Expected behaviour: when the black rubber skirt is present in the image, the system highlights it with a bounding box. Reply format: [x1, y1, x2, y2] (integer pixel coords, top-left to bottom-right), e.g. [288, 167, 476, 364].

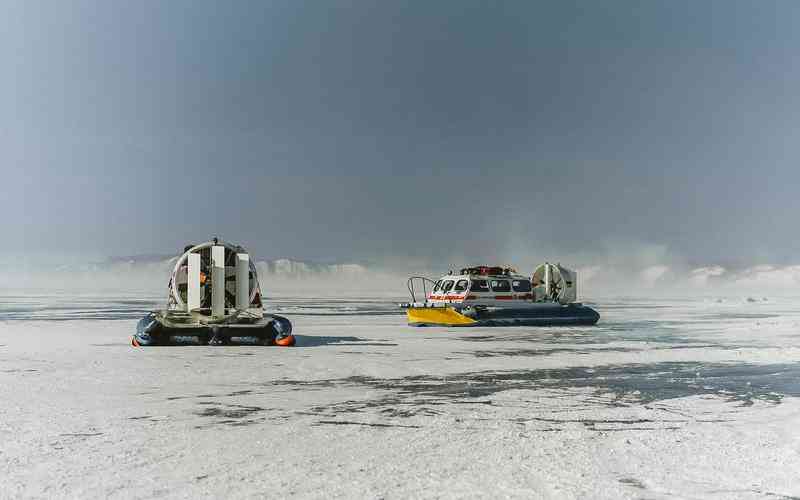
[408, 303, 600, 327]
[463, 304, 600, 326]
[132, 313, 294, 346]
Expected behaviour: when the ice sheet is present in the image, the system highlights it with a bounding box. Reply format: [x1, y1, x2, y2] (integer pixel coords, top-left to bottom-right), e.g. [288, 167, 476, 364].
[1, 293, 799, 498]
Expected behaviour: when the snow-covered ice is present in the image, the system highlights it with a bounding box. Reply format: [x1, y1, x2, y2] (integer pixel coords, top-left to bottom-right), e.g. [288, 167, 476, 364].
[1, 292, 800, 498]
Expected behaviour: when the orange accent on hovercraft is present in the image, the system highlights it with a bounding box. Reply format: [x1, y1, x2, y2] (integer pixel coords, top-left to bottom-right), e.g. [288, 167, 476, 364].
[275, 335, 296, 347]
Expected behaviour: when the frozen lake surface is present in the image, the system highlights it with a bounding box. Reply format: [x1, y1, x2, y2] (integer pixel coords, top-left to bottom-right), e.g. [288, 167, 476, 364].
[1, 293, 800, 499]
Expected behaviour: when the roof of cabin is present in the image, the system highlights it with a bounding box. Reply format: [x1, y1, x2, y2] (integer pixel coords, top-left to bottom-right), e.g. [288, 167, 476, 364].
[436, 273, 530, 281]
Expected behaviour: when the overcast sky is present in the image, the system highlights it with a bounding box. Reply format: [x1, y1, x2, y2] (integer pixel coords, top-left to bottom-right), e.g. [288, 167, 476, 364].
[2, 0, 799, 266]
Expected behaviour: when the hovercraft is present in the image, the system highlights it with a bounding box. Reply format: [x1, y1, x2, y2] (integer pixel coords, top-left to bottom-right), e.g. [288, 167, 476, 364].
[400, 263, 599, 327]
[132, 239, 295, 346]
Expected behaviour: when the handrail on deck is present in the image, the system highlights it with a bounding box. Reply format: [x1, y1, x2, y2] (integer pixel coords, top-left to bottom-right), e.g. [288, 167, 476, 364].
[407, 276, 438, 303]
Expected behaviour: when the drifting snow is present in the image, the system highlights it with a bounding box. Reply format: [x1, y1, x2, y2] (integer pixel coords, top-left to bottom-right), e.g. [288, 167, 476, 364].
[5, 249, 800, 299]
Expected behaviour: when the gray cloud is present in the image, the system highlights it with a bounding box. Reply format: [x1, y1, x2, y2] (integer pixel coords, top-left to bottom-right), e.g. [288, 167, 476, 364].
[2, 1, 799, 268]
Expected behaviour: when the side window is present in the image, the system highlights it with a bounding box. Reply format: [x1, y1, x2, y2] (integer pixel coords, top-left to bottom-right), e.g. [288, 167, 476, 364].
[441, 280, 455, 292]
[432, 280, 443, 292]
[512, 279, 532, 292]
[453, 279, 469, 292]
[470, 279, 490, 292]
[490, 280, 511, 292]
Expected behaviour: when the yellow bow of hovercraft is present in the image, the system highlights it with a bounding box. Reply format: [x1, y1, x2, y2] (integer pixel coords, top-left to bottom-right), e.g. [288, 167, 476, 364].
[406, 305, 477, 327]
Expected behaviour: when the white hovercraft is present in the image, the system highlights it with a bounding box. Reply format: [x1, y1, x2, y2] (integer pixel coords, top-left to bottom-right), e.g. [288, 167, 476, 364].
[401, 263, 599, 327]
[132, 239, 295, 346]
